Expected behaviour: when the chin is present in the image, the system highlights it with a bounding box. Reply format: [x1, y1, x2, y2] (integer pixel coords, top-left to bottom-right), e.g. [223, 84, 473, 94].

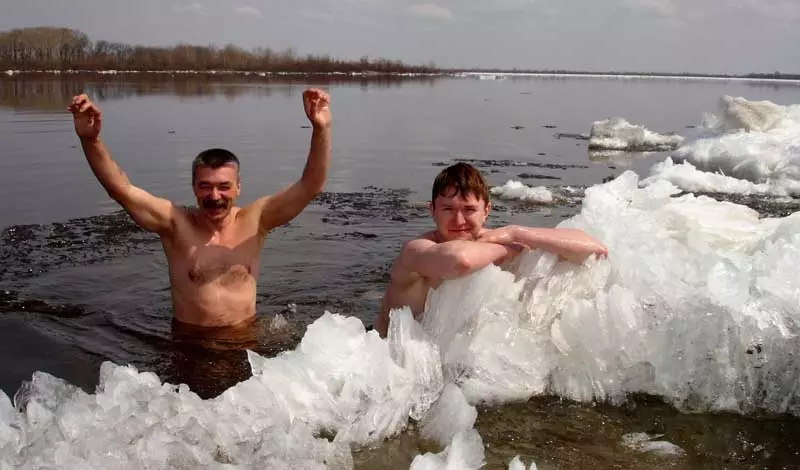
[204, 208, 229, 220]
[446, 231, 476, 241]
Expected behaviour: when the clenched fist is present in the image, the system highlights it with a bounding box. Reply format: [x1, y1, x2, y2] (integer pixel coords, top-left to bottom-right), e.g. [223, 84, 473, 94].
[302, 88, 331, 129]
[67, 94, 102, 140]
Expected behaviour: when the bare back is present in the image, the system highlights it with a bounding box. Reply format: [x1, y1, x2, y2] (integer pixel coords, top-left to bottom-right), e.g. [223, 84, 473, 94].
[161, 207, 265, 327]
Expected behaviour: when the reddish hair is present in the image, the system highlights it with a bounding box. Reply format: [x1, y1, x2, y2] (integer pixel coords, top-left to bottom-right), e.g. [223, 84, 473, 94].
[431, 162, 489, 205]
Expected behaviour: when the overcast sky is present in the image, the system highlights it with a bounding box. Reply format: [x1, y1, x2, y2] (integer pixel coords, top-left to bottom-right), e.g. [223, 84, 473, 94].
[2, 0, 798, 74]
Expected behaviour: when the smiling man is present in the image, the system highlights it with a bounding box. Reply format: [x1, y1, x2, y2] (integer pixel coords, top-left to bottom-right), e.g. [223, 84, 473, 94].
[375, 162, 608, 338]
[68, 89, 331, 328]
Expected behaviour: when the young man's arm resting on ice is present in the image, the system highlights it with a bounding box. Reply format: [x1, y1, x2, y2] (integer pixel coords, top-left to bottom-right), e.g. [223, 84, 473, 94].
[479, 225, 608, 264]
[375, 237, 519, 337]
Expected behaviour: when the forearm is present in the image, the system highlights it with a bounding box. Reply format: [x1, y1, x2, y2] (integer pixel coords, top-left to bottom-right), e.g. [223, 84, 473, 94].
[80, 137, 132, 200]
[428, 241, 512, 278]
[300, 125, 331, 194]
[510, 226, 601, 263]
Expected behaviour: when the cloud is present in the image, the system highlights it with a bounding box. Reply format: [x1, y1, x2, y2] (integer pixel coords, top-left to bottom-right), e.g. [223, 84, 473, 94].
[409, 4, 453, 20]
[234, 5, 263, 18]
[175, 2, 205, 14]
[622, 0, 677, 17]
[738, 0, 800, 20]
[487, 0, 538, 12]
[300, 10, 336, 22]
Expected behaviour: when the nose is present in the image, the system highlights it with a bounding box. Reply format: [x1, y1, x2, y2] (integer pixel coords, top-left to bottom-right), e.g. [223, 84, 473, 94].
[454, 211, 466, 225]
[210, 188, 220, 199]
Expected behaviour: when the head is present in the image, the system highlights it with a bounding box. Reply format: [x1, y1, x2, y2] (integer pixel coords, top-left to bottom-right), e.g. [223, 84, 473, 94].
[429, 162, 490, 241]
[191, 148, 241, 220]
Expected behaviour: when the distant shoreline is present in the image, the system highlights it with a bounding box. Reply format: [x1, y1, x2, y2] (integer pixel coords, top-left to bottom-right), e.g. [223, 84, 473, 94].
[4, 69, 800, 84]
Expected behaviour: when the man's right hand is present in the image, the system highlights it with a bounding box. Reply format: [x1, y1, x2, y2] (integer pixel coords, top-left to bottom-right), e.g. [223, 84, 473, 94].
[67, 94, 102, 140]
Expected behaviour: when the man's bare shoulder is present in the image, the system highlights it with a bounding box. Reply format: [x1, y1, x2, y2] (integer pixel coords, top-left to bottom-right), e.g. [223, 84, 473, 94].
[389, 233, 438, 282]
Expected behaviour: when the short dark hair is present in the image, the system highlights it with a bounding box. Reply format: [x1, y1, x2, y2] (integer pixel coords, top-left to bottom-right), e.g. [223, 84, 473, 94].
[431, 162, 489, 205]
[192, 148, 240, 184]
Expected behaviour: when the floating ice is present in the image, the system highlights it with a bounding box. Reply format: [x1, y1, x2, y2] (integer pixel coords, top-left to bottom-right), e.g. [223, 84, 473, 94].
[269, 313, 289, 331]
[491, 181, 554, 204]
[0, 310, 444, 469]
[419, 383, 476, 447]
[714, 95, 785, 133]
[643, 157, 800, 196]
[508, 455, 538, 470]
[409, 429, 485, 470]
[589, 117, 684, 151]
[5, 166, 800, 467]
[621, 432, 686, 457]
[671, 95, 800, 184]
[416, 170, 800, 416]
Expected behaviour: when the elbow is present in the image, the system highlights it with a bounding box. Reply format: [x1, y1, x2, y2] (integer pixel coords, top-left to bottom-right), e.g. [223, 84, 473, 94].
[106, 187, 129, 203]
[449, 252, 474, 277]
[309, 184, 324, 198]
[301, 179, 325, 199]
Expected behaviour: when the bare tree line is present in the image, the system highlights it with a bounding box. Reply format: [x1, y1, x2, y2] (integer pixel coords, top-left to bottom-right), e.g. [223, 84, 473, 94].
[0, 27, 439, 74]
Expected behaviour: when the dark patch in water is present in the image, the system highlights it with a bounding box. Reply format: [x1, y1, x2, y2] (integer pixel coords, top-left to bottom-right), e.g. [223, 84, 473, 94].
[678, 192, 800, 218]
[317, 231, 380, 241]
[0, 290, 88, 317]
[0, 211, 158, 283]
[314, 187, 428, 226]
[554, 132, 590, 141]
[517, 173, 562, 181]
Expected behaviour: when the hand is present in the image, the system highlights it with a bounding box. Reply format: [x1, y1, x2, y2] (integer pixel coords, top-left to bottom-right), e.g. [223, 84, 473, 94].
[67, 94, 102, 140]
[303, 88, 331, 129]
[560, 228, 609, 259]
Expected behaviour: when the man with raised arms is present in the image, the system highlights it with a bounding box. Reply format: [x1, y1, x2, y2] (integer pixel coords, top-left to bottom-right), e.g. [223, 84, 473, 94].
[68, 88, 331, 328]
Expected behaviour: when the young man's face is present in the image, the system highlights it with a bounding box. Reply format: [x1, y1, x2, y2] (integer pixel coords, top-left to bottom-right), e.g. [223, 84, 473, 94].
[192, 164, 241, 220]
[430, 189, 490, 241]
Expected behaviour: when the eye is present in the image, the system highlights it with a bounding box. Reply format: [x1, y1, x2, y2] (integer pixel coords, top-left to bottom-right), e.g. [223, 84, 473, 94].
[219, 184, 232, 191]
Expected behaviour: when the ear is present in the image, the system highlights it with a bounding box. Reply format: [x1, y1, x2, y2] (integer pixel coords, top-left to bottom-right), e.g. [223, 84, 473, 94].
[427, 201, 434, 217]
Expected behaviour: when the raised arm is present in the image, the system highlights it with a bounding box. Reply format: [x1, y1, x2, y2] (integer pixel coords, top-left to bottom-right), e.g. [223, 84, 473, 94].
[68, 94, 175, 235]
[479, 225, 607, 264]
[392, 238, 518, 283]
[254, 88, 331, 234]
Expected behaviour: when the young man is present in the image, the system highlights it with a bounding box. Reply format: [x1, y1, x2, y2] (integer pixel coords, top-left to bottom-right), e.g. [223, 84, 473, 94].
[68, 89, 331, 328]
[376, 162, 608, 338]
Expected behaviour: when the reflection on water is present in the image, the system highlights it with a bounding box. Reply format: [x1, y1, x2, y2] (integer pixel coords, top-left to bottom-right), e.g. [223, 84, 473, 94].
[0, 74, 440, 111]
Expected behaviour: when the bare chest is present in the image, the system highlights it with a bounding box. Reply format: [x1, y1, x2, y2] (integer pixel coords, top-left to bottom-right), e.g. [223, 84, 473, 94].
[169, 226, 263, 286]
[186, 244, 256, 285]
